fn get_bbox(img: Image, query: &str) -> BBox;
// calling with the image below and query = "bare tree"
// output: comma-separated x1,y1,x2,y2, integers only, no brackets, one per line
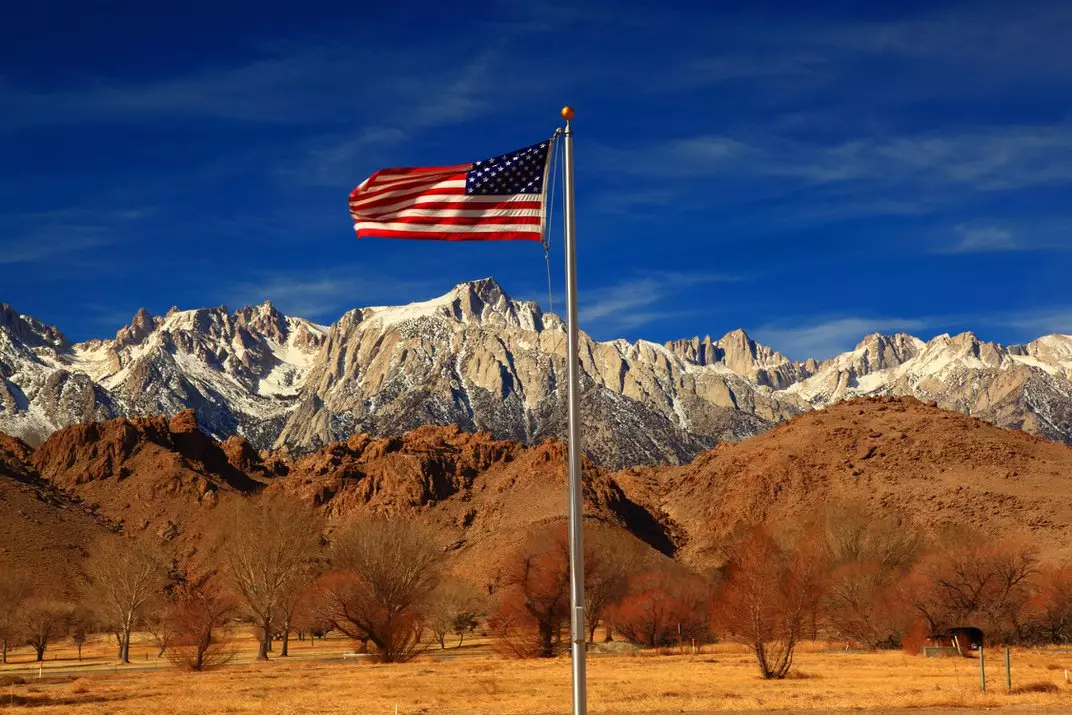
164,576,236,672
488,522,646,656
0,572,30,664
713,525,829,679
822,502,924,571
488,525,571,659
315,518,442,663
906,541,1040,642
584,526,645,643
609,563,710,648
145,608,179,658
83,535,170,663
218,494,323,661
820,504,925,648
1022,564,1072,644
427,579,484,649
277,581,314,657
21,599,73,662
68,605,96,662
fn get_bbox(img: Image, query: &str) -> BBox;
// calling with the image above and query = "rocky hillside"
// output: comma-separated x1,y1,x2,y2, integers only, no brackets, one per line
12,413,674,585
0,433,114,596
3,279,1072,467
5,397,1072,588
29,410,263,551
624,396,1072,567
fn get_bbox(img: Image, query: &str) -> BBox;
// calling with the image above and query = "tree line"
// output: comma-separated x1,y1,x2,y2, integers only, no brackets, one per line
486,505,1072,678
1,497,1070,679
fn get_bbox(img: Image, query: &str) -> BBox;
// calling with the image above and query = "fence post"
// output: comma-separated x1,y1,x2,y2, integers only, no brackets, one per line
979,646,986,693
1005,647,1011,691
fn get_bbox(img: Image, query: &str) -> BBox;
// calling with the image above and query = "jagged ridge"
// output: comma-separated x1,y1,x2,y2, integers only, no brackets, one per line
3,280,1072,466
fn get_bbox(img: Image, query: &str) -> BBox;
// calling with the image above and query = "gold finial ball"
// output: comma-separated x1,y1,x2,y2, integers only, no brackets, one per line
561,105,575,121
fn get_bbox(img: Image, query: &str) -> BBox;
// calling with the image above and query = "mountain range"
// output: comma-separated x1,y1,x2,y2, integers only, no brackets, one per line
5,397,1072,598
3,277,1072,467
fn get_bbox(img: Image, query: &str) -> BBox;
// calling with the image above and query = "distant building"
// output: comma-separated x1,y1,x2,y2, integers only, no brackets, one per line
922,627,984,657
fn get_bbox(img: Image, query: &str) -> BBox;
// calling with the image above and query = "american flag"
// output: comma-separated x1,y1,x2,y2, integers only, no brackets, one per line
349,139,554,242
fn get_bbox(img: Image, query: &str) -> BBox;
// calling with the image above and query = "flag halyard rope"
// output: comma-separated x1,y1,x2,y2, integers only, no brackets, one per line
542,129,564,317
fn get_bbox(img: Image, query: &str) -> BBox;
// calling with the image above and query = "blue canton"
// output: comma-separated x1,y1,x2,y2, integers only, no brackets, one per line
465,141,550,195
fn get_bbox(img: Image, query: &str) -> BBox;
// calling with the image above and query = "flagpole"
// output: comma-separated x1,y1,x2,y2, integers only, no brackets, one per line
560,105,587,715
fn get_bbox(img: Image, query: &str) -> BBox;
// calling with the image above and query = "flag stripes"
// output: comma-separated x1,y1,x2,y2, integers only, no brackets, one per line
349,140,553,242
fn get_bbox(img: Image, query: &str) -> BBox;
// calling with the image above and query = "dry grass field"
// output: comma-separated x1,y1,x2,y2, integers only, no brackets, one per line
3,632,1072,713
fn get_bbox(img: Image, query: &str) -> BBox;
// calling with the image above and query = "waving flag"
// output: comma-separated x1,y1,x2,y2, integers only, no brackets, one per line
349,139,554,242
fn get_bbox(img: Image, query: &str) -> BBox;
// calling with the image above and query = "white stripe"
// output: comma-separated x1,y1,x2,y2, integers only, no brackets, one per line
351,179,467,206
357,208,543,220
369,168,468,189
354,222,541,233
350,193,539,216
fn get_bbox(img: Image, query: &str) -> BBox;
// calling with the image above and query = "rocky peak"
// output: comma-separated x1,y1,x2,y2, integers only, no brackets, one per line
1020,335,1072,368
850,332,921,372
457,277,508,305
357,278,548,334
0,304,69,350
450,277,545,330
114,307,158,347
715,328,788,372
925,331,1008,368
234,300,288,344
665,329,788,372
168,408,200,434
31,411,258,493
0,432,35,480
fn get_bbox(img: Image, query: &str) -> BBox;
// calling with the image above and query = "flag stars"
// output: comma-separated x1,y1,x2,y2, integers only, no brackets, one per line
466,141,550,196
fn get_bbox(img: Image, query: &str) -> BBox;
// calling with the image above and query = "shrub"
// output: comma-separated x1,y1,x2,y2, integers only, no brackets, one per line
609,565,709,648
1010,681,1060,694
164,577,236,672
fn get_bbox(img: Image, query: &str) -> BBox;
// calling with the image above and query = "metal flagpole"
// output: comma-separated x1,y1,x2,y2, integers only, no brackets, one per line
560,105,587,715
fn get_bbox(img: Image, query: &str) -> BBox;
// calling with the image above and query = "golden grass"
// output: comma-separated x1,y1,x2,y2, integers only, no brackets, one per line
2,634,1072,713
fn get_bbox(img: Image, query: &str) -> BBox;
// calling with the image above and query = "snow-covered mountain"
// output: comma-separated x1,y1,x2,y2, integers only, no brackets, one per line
272,278,794,465
0,301,326,447
3,279,1072,466
784,330,1072,442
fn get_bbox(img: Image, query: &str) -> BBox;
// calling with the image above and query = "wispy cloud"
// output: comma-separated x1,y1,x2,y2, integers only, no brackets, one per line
225,264,443,322
580,271,740,334
943,225,1020,254
752,316,929,361
0,228,119,265
983,307,1072,338
273,47,568,186
832,3,1072,81
593,136,749,179
933,219,1072,255
277,128,411,187
607,126,1072,190
0,208,150,265
590,124,1072,225
678,3,1072,101
0,44,506,133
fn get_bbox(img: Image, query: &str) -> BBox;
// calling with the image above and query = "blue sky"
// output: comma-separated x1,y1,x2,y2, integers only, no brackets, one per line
2,0,1071,360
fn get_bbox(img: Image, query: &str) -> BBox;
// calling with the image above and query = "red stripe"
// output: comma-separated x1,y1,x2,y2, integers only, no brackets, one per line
369,199,543,212
358,205,542,221
350,186,467,213
352,215,543,227
364,172,467,195
350,180,465,206
373,163,471,177
358,203,543,221
356,228,543,242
